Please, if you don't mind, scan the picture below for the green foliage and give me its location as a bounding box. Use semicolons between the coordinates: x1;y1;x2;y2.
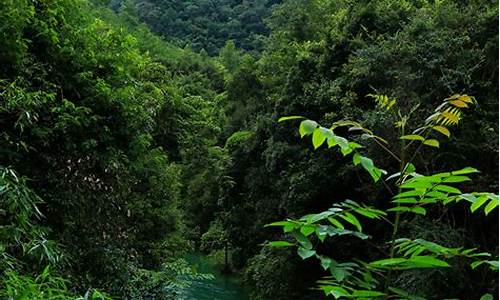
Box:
200;220;229;252
210;0;498;296
290;117;386;181
225;130;254;149
0;167;60;267
0;0;225;297
0;267;111;300
124;259;214;299
244;247;313;300
113;0;281;55
0;0;498;298
0;166;110;298
268;93;498;298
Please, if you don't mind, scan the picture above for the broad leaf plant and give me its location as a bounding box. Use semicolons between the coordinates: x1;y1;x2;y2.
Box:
267;94;498;299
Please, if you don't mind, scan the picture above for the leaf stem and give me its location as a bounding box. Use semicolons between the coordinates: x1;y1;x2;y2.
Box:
373;138;401;163
384;120;407;296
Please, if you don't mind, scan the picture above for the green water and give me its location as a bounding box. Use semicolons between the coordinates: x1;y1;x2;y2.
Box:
182;252;249;300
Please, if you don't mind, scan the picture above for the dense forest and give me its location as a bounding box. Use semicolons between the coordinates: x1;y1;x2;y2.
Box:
0;0;498;299
110;0;281;54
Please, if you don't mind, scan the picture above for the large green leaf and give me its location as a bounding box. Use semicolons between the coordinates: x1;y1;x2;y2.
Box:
299;120;318;137
312;128;327;149
331;135;349;149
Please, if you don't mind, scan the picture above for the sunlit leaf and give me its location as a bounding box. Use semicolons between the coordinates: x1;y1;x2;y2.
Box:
449;100;468;108
432;126;451;137
312;128;327;149
278;116;305;122
352;153;361;166
299;120;318;137
423;139;439;148
400;135;425;141
451;167;479;175
470;196;489;213
484;198;499;215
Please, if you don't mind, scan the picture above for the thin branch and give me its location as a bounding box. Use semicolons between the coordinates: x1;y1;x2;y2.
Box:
372;138;401;163
381;179;395;196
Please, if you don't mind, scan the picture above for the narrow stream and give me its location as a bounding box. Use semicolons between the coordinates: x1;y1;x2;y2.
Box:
182;252;250;300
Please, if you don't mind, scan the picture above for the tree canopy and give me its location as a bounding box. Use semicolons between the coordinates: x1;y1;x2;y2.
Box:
0;0;498;299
